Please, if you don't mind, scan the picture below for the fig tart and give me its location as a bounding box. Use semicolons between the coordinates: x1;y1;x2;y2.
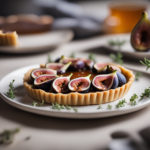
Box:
23;57;135;106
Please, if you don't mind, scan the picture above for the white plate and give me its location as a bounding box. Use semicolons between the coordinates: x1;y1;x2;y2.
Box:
98;33;150;60
0;30;73;54
0;64;150;119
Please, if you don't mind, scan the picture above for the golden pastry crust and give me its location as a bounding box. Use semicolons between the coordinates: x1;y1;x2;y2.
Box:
23;65;135;106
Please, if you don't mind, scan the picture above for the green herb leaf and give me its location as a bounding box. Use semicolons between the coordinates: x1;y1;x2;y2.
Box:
140;58;150;71
115;99;126;108
130;94;138;105
97;104;102;109
88;53;96;63
48;54;52;63
110;52;123;65
140;87;150;100
7;80;17;99
108;39;126;50
38;100;44;106
69;53;75;58
32;101;37;107
135;72;141;81
0;128;20;144
66;105;72;110
107;104;112;109
73;108;78;112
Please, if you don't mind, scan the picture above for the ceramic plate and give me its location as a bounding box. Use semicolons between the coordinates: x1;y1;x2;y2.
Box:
0;64;150;119
0;30;73;54
96;33;150;60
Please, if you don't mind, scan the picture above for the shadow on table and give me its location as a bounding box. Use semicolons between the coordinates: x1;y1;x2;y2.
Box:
0;96;149;131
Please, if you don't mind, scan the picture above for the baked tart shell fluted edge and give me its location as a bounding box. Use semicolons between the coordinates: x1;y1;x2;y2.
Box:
23;65;135;106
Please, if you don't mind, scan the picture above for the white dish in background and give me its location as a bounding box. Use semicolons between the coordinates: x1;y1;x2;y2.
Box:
98;33;150;60
0;30;73;54
0;64;150;119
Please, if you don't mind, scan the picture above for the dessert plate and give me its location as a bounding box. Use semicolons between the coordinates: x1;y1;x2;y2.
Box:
0;30;73;54
88;33;150;60
0;64;150;119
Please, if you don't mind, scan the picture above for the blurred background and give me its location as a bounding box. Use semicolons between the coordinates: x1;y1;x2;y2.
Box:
0;0;149;39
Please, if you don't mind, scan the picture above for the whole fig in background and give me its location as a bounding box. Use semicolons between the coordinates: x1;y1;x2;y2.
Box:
92;71;118;91
68;74;91;93
131;11;150;52
52;73;73;93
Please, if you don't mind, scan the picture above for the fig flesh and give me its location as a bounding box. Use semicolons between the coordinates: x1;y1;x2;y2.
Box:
46;62;72;73
34;74;58;91
59;56;85;71
68;74;91;92
131;11;150;52
92;71;118;91
31;68;57;81
52;73;73;93
106;65;126;86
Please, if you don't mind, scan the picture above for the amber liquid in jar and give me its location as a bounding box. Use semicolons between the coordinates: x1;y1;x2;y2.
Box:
104;2;146;33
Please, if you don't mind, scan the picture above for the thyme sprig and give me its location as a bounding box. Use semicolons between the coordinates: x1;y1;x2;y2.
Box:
88;53;96;63
48;54;52;63
97;104;102;109
51;102;78;112
130;94;138;105
0;128;20;144
140;58;150;71
135;72;141;81
107;104;112;109
32;100;44;107
110;52;123;65
140;87;150;100
69;52;75;58
108;39;126;50
7;80;17;99
115;99;126;108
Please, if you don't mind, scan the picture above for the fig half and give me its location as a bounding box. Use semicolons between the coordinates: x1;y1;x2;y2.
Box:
80;58;94;69
68;74;91;92
31;68;57;81
92;71;118;91
59;56;85;71
106;65;126;86
46;62;72;73
52;73;73;93
131;11;150;51
34;74;58;91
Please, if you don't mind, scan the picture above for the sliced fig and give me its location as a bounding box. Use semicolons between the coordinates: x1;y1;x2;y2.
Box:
92;71;118;91
31;68;57;81
52;73;73;93
106;65;126;86
80;58;94;69
68;74;91;92
131;11;150;52
46;62;72;73
34;74;58;91
93;63;108;73
59;55;85;71
105;65;121;73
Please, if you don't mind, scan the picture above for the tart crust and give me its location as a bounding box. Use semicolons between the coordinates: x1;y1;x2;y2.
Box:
23;65;135;106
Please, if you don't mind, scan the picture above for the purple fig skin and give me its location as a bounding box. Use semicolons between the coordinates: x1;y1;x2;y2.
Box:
111;72;119;89
34;75;58;91
68;59;85;71
131;11;150;52
55;57;61;62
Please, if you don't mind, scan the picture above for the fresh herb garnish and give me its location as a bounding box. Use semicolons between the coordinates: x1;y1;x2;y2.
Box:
48;54;52;63
140;58;150;71
69;52;75;58
107;104;112;109
38;100;44;106
140;87;150;100
7;79;17;99
32;101;37;107
0;128;20;144
135;72;141;81
97;104;102;109
51;102;78;112
108;39;126;50
115;99;126;108
110;52;123;65
130;94;138;105
88;53;96;63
